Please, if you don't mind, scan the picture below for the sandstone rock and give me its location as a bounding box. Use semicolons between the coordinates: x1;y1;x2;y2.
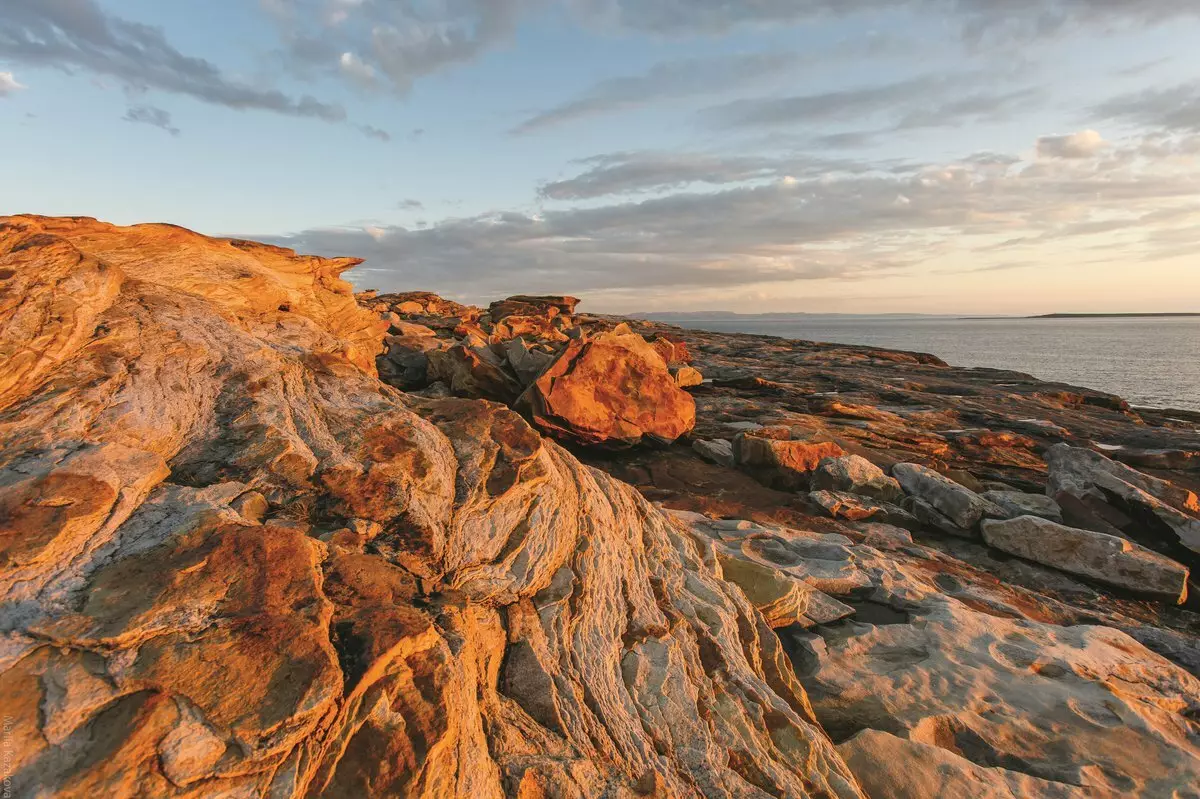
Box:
379;332;451;389
981;516;1189;603
2;217;859;798
813;455;903;502
839;730;1089;799
981;490;1064;523
735;429;845;486
809;490;919;530
518;330;696;446
652;336;692;367
718;554;813;628
427;343;522;402
893;463;1002;530
693;438;735;467
671;365;704;388
800;595;1200;797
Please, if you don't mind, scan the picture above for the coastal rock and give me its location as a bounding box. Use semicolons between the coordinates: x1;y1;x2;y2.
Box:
1046;444;1200;556
693;438;735;467
812;455;904;502
518;330;696;446
671;365;705;388
808;490;919;530
981;490;1065;523
735;429;846;487
893;463;1002;531
981;516;1189;603
0;217;860;799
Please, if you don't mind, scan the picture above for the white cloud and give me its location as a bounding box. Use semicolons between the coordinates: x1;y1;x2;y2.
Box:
339;51;376;86
1037;130;1108;159
0;71;24;97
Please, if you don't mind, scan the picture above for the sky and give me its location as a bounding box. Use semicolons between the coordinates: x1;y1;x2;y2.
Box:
3;1;1200;314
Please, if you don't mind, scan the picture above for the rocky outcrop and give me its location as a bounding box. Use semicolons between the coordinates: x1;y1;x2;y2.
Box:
981;516;1190;603
0;216;859;798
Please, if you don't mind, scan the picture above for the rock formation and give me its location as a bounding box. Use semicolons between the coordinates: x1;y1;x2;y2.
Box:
0;216;855;798
4;214;1200;798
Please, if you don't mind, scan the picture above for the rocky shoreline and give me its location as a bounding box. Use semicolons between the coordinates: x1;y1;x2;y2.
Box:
2;216;1198;797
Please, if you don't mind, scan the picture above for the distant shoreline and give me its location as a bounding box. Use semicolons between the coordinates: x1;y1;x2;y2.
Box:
1027;312;1200;319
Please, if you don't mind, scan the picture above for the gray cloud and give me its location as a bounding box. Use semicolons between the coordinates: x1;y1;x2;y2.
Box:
259;134;1200;303
358;124;391;141
512;51;803;135
702;73;1038;132
123;104;179;136
267;0;529;94
1093;81;1200;132
0;0;347;121
572;0;1200;37
539;151;882;200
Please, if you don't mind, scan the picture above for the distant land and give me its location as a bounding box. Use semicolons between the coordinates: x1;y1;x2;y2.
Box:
633;311;954;321
1029;312;1200;319
634;311;1200;321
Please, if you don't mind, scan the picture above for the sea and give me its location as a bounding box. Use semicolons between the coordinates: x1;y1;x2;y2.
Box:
663;316;1200;413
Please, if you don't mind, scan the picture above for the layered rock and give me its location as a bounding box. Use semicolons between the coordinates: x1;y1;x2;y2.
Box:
982;515;1190;603
0;217;858;798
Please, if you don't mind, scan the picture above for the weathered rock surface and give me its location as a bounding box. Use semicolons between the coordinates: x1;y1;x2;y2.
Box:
893;463;1002;531
519;330;697;446
1047;443;1200;558
982;516;1190;603
0;217;859;798
813;454;903;502
982;489;1065;523
8;214;1200;799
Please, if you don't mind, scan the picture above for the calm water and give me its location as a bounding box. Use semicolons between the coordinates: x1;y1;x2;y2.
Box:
671;317;1200;412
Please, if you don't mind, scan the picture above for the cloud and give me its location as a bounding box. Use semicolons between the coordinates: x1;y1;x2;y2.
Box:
512;51;802;134
123;104;180;136
570;0;1200;38
258;132;1200;305
539;151;880;200
398;199;424;210
267;0;529;94
1093;81;1200;132
358;124;391;141
0;0;346;121
1037;130;1108;159
701;73;1037;132
0;71;25;96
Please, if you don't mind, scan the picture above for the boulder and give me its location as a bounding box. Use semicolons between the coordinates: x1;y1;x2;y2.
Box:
693;438;735;467
809;490;919;530
504;336;556;385
378;333;451;389
518;330;696;446
427;343;521;402
813;455;903;502
892;463;1002;531
1046;444;1200;556
981;516;1189;603
980;490;1064;523
735;429;846;485
671;365;704;388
